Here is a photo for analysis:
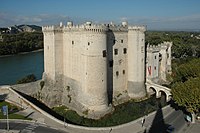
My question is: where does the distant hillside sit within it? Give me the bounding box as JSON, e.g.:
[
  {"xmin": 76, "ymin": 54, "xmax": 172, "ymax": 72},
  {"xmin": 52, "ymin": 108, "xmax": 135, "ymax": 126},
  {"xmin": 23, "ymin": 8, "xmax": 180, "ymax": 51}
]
[
  {"xmin": 0, "ymin": 24, "xmax": 42, "ymax": 34},
  {"xmin": 17, "ymin": 24, "xmax": 42, "ymax": 32}
]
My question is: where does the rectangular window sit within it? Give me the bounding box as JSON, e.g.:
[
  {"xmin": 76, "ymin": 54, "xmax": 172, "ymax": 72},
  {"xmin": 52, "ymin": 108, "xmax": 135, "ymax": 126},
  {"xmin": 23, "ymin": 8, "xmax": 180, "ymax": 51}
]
[
  {"xmin": 114, "ymin": 49, "xmax": 118, "ymax": 55},
  {"xmin": 155, "ymin": 56, "xmax": 157, "ymax": 59},
  {"xmin": 123, "ymin": 48, "xmax": 127, "ymax": 54},
  {"xmin": 154, "ymin": 66, "xmax": 156, "ymax": 70},
  {"xmin": 88, "ymin": 42, "xmax": 90, "ymax": 46},
  {"xmin": 72, "ymin": 41, "xmax": 74, "ymax": 45},
  {"xmin": 103, "ymin": 50, "xmax": 106, "ymax": 57},
  {"xmin": 121, "ymin": 39, "xmax": 123, "ymax": 43}
]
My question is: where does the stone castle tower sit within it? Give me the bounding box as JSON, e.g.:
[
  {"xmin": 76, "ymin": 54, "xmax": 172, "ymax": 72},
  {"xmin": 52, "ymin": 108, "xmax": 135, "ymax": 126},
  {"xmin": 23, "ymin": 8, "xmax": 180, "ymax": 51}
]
[{"xmin": 41, "ymin": 21, "xmax": 170, "ymax": 119}]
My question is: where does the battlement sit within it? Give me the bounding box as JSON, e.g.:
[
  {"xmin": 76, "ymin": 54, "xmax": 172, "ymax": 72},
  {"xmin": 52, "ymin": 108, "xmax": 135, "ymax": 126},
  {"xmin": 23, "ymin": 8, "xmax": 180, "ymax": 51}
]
[
  {"xmin": 147, "ymin": 44, "xmax": 161, "ymax": 52},
  {"xmin": 42, "ymin": 25, "xmax": 63, "ymax": 32},
  {"xmin": 161, "ymin": 41, "xmax": 173, "ymax": 47},
  {"xmin": 128, "ymin": 26, "xmax": 146, "ymax": 32},
  {"xmin": 160, "ymin": 41, "xmax": 172, "ymax": 49},
  {"xmin": 63, "ymin": 23, "xmax": 108, "ymax": 33},
  {"xmin": 147, "ymin": 41, "xmax": 173, "ymax": 52},
  {"xmin": 43, "ymin": 21, "xmax": 147, "ymax": 33}
]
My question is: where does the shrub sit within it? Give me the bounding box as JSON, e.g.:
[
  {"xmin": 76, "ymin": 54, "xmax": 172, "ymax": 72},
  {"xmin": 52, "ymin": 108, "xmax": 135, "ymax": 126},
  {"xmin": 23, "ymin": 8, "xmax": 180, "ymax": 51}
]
[{"xmin": 16, "ymin": 74, "xmax": 36, "ymax": 84}]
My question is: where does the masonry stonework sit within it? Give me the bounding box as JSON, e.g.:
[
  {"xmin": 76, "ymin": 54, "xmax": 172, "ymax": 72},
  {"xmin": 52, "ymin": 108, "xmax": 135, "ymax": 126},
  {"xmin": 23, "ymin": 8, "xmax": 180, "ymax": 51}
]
[{"xmin": 41, "ymin": 21, "xmax": 172, "ymax": 119}]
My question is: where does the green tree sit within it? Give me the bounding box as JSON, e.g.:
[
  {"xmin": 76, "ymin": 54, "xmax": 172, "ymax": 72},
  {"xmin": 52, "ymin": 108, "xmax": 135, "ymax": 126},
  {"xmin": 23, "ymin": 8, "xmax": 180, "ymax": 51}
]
[
  {"xmin": 0, "ymin": 32, "xmax": 43, "ymax": 56},
  {"xmin": 171, "ymin": 58, "xmax": 200, "ymax": 123},
  {"xmin": 171, "ymin": 77, "xmax": 200, "ymax": 122}
]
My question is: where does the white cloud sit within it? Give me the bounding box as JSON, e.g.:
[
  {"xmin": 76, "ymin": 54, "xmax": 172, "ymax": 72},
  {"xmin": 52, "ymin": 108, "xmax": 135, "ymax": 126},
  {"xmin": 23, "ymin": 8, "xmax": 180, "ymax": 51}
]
[
  {"xmin": 123, "ymin": 14, "xmax": 200, "ymax": 30},
  {"xmin": 1, "ymin": 12, "xmax": 200, "ymax": 30},
  {"xmin": 0, "ymin": 12, "xmax": 73, "ymax": 27}
]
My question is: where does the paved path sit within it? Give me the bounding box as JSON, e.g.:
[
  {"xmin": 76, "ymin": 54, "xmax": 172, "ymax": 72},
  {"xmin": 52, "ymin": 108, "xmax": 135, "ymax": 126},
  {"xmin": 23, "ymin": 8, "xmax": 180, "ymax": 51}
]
[
  {"xmin": 178, "ymin": 121, "xmax": 200, "ymax": 133},
  {"xmin": 3, "ymin": 104, "xmax": 199, "ymax": 133},
  {"xmin": 0, "ymin": 121, "xmax": 67, "ymax": 133},
  {"xmin": 14, "ymin": 105, "xmax": 183, "ymax": 133}
]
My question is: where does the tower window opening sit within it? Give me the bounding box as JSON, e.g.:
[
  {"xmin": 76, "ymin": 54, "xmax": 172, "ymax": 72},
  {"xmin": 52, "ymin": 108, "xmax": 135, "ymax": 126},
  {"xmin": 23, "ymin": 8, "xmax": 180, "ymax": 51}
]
[
  {"xmin": 141, "ymin": 46, "xmax": 144, "ymax": 53},
  {"xmin": 72, "ymin": 41, "xmax": 74, "ymax": 45},
  {"xmin": 154, "ymin": 66, "xmax": 156, "ymax": 70},
  {"xmin": 123, "ymin": 48, "xmax": 127, "ymax": 54},
  {"xmin": 114, "ymin": 49, "xmax": 118, "ymax": 55},
  {"xmin": 116, "ymin": 71, "xmax": 119, "ymax": 76},
  {"xmin": 123, "ymin": 70, "xmax": 125, "ymax": 74},
  {"xmin": 155, "ymin": 56, "xmax": 157, "ymax": 59},
  {"xmin": 88, "ymin": 42, "xmax": 90, "ymax": 46},
  {"xmin": 109, "ymin": 60, "xmax": 113, "ymax": 67},
  {"xmin": 103, "ymin": 50, "xmax": 107, "ymax": 57},
  {"xmin": 121, "ymin": 39, "xmax": 123, "ymax": 43}
]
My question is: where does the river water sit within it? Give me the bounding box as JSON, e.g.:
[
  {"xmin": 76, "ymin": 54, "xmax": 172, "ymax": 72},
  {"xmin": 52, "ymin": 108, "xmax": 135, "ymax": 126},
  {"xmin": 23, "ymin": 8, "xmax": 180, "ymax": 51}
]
[{"xmin": 0, "ymin": 51, "xmax": 44, "ymax": 85}]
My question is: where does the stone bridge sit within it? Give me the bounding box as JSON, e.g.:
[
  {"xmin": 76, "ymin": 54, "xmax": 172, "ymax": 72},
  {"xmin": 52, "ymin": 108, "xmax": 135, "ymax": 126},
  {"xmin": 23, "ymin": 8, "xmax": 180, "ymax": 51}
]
[{"xmin": 146, "ymin": 80, "xmax": 172, "ymax": 102}]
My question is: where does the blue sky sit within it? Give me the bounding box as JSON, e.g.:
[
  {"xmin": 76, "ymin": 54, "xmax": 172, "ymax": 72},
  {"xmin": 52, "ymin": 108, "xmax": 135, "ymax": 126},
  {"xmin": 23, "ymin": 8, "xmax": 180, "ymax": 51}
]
[{"xmin": 1, "ymin": 0, "xmax": 200, "ymax": 30}]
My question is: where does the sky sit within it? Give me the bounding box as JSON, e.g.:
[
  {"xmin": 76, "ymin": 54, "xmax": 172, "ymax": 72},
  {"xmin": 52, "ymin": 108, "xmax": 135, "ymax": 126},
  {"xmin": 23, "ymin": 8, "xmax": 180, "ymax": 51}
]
[{"xmin": 0, "ymin": 0, "xmax": 200, "ymax": 30}]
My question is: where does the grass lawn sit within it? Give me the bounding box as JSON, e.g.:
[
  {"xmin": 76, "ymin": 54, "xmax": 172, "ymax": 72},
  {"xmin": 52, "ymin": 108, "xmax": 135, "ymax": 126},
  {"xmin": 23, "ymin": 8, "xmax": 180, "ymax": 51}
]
[{"xmin": 0, "ymin": 101, "xmax": 31, "ymax": 120}]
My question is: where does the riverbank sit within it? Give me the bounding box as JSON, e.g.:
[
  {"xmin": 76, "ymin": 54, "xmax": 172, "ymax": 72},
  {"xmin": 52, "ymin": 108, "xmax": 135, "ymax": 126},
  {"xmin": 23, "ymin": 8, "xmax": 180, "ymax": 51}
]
[{"xmin": 0, "ymin": 49, "xmax": 44, "ymax": 58}]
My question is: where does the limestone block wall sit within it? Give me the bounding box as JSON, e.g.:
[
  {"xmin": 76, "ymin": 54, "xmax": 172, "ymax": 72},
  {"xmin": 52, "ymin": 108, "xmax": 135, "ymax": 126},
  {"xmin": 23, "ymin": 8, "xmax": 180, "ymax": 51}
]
[
  {"xmin": 54, "ymin": 29, "xmax": 63, "ymax": 79},
  {"xmin": 43, "ymin": 27, "xmax": 56, "ymax": 81},
  {"xmin": 108, "ymin": 30, "xmax": 128, "ymax": 103},
  {"xmin": 127, "ymin": 26, "xmax": 146, "ymax": 98},
  {"xmin": 159, "ymin": 44, "xmax": 168, "ymax": 81},
  {"xmin": 42, "ymin": 22, "xmax": 153, "ymax": 119},
  {"xmin": 80, "ymin": 30, "xmax": 110, "ymax": 112},
  {"xmin": 61, "ymin": 25, "xmax": 112, "ymax": 118},
  {"xmin": 166, "ymin": 42, "xmax": 172, "ymax": 74},
  {"xmin": 146, "ymin": 45, "xmax": 160, "ymax": 82}
]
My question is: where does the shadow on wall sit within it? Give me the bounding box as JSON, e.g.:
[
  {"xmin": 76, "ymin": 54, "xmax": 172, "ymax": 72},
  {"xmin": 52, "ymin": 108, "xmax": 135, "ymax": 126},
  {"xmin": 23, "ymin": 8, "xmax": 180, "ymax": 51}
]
[
  {"xmin": 107, "ymin": 28, "xmax": 115, "ymax": 104},
  {"xmin": 146, "ymin": 102, "xmax": 174, "ymax": 133}
]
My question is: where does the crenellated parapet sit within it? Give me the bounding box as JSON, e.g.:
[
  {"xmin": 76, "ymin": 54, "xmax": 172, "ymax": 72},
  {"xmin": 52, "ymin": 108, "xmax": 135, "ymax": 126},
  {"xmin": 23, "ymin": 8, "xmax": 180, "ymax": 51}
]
[
  {"xmin": 43, "ymin": 21, "xmax": 147, "ymax": 34},
  {"xmin": 128, "ymin": 25, "xmax": 146, "ymax": 32},
  {"xmin": 108, "ymin": 23, "xmax": 128, "ymax": 32},
  {"xmin": 160, "ymin": 41, "xmax": 173, "ymax": 48},
  {"xmin": 147, "ymin": 44, "xmax": 161, "ymax": 52},
  {"xmin": 63, "ymin": 22, "xmax": 109, "ymax": 33},
  {"xmin": 42, "ymin": 25, "xmax": 63, "ymax": 33}
]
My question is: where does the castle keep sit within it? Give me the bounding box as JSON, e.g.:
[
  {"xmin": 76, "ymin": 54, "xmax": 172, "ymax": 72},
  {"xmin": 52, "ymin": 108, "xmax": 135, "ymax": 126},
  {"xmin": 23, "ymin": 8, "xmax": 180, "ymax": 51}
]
[{"xmin": 42, "ymin": 21, "xmax": 172, "ymax": 119}]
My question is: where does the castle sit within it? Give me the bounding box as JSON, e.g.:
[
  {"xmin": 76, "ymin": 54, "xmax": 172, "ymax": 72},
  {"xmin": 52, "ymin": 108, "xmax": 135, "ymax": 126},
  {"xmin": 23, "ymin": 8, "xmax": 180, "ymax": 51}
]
[{"xmin": 41, "ymin": 21, "xmax": 172, "ymax": 119}]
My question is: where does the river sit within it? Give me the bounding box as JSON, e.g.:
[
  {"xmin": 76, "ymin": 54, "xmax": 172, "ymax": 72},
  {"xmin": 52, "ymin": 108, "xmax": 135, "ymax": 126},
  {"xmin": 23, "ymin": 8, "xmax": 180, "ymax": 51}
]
[{"xmin": 0, "ymin": 51, "xmax": 44, "ymax": 85}]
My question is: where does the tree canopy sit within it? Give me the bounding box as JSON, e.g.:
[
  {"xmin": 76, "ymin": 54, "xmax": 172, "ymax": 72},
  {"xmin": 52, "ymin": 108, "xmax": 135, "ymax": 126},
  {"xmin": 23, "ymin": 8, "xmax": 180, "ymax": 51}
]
[
  {"xmin": 0, "ymin": 32, "xmax": 43, "ymax": 56},
  {"xmin": 146, "ymin": 31, "xmax": 200, "ymax": 58},
  {"xmin": 171, "ymin": 58, "xmax": 200, "ymax": 113}
]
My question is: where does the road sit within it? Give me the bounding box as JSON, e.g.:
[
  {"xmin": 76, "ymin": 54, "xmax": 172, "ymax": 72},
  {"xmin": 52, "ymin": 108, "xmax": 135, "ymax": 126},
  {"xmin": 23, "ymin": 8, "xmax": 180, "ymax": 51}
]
[
  {"xmin": 142, "ymin": 109, "xmax": 186, "ymax": 133},
  {"xmin": 0, "ymin": 121, "xmax": 68, "ymax": 133}
]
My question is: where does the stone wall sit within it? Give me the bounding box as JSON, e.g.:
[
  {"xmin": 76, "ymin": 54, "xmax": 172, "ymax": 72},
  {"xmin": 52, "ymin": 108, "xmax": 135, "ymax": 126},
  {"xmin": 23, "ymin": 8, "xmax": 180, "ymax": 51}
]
[
  {"xmin": 127, "ymin": 26, "xmax": 146, "ymax": 98},
  {"xmin": 41, "ymin": 22, "xmax": 172, "ymax": 119}
]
